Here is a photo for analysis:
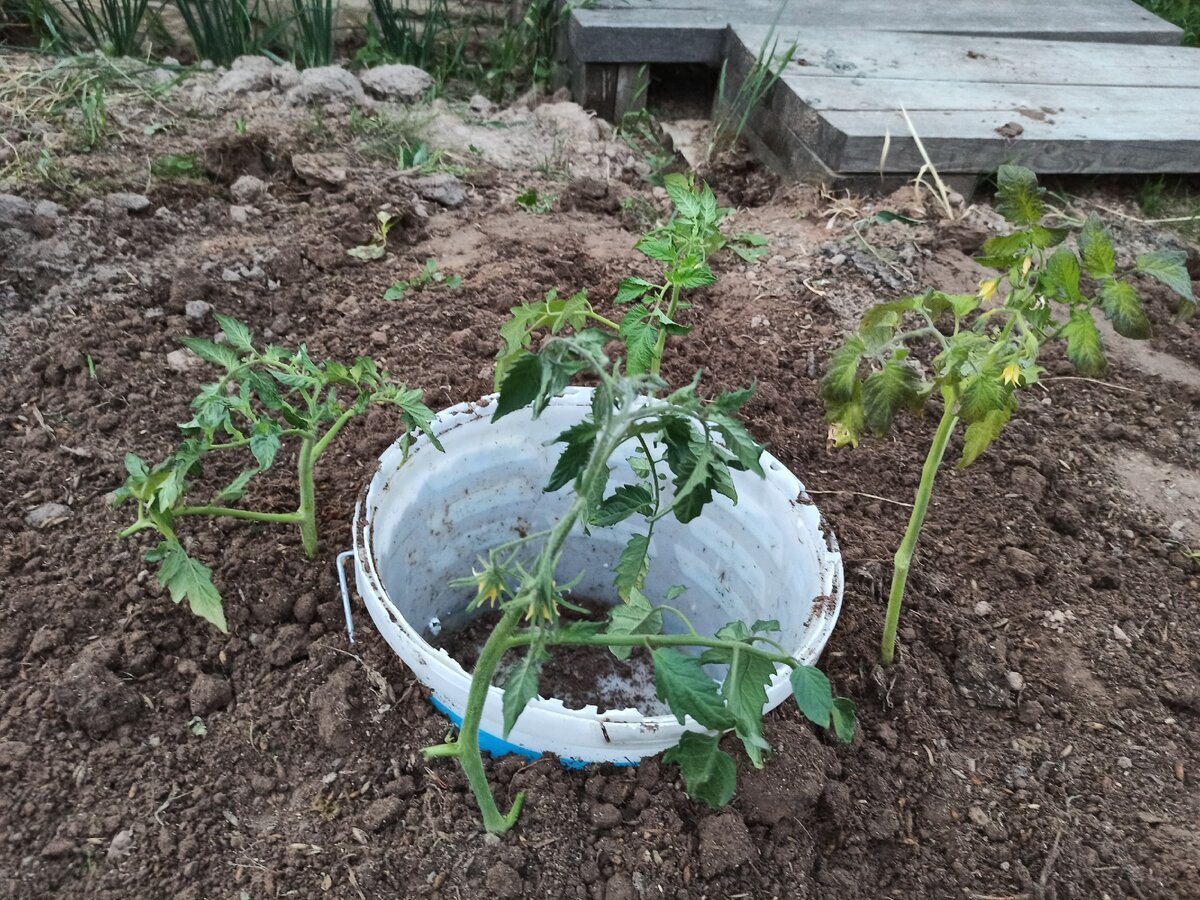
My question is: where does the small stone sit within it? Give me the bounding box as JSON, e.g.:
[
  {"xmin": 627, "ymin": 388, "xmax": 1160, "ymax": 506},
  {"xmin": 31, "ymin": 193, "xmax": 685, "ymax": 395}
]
[
  {"xmin": 230, "ymin": 174, "xmax": 268, "ymax": 204},
  {"xmin": 265, "ymin": 624, "xmax": 309, "ymax": 667},
  {"xmin": 876, "ymin": 722, "xmax": 900, "ymax": 749},
  {"xmin": 485, "ymin": 862, "xmax": 522, "ymax": 899},
  {"xmin": 189, "ymin": 673, "xmax": 233, "ymax": 716},
  {"xmin": 1002, "ymin": 546, "xmax": 1046, "ymax": 585},
  {"xmin": 287, "ymin": 66, "xmax": 367, "ymax": 106},
  {"xmin": 1050, "ymin": 501, "xmax": 1085, "ymax": 536},
  {"xmin": 1117, "ymin": 756, "xmax": 1133, "ymax": 770},
  {"xmin": 250, "ymin": 774, "xmax": 275, "ymax": 795},
  {"xmin": 359, "ymin": 63, "xmax": 433, "ymax": 101},
  {"xmin": 292, "ymin": 152, "xmax": 348, "ymax": 187},
  {"xmin": 40, "ymin": 838, "xmax": 75, "ymax": 859},
  {"xmin": 967, "ymin": 806, "xmax": 990, "ymax": 826},
  {"xmin": 414, "ymin": 173, "xmax": 465, "ymax": 208},
  {"xmin": 1018, "ymin": 699, "xmax": 1044, "ymax": 725},
  {"xmin": 369, "ymin": 330, "xmax": 387, "ymax": 347},
  {"xmin": 106, "ymin": 829, "xmax": 134, "ymax": 863},
  {"xmin": 698, "ymin": 811, "xmax": 757, "ymax": 877},
  {"xmin": 468, "ymin": 93, "xmax": 494, "ymax": 116},
  {"xmin": 1112, "ymin": 624, "xmax": 1131, "ymax": 644},
  {"xmin": 25, "ymin": 502, "xmax": 73, "ymax": 529},
  {"xmin": 293, "ymin": 592, "xmax": 318, "ymax": 624},
  {"xmin": 104, "ymin": 192, "xmax": 151, "ymax": 216},
  {"xmin": 230, "ymin": 205, "xmax": 252, "ymax": 225},
  {"xmin": 184, "ymin": 300, "xmax": 212, "ymax": 322},
  {"xmin": 1010, "ymin": 465, "xmax": 1047, "ymax": 502},
  {"xmin": 362, "ymin": 796, "xmax": 404, "ymax": 832},
  {"xmin": 973, "ymin": 600, "xmax": 993, "ymax": 617},
  {"xmin": 215, "ymin": 55, "xmax": 275, "ymax": 94},
  {"xmin": 166, "ymin": 349, "xmax": 202, "ymax": 373},
  {"xmin": 0, "ymin": 192, "xmax": 33, "ymax": 229},
  {"xmin": 1006, "ymin": 671, "xmax": 1026, "ymax": 692},
  {"xmin": 221, "ymin": 268, "xmax": 242, "ymax": 283},
  {"xmin": 589, "ymin": 802, "xmax": 621, "ymax": 829}
]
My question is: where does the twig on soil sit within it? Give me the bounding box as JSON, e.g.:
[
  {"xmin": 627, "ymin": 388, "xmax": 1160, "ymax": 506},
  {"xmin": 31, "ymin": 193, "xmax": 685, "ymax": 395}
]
[
  {"xmin": 1079, "ymin": 200, "xmax": 1200, "ymax": 227},
  {"xmin": 1039, "ymin": 376, "xmax": 1147, "ymax": 395},
  {"xmin": 1038, "ymin": 827, "xmax": 1064, "ymax": 891},
  {"xmin": 805, "ymin": 488, "xmax": 915, "ymax": 508}
]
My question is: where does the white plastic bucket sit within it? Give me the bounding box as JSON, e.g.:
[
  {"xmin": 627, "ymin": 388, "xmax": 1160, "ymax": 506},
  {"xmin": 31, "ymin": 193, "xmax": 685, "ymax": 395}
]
[{"xmin": 351, "ymin": 387, "xmax": 843, "ymax": 765}]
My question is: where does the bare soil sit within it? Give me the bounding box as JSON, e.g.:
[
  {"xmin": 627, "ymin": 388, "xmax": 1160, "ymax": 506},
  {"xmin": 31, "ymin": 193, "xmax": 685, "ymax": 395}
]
[{"xmin": 2, "ymin": 53, "xmax": 1199, "ymax": 900}]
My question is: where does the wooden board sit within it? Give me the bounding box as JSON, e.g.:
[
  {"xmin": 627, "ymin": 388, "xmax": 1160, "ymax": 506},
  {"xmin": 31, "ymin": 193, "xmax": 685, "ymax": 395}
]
[{"xmin": 568, "ymin": 0, "xmax": 1182, "ymax": 64}]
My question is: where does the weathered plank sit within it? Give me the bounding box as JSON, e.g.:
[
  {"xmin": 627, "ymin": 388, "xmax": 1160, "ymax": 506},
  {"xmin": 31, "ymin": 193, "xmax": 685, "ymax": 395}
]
[{"xmin": 569, "ymin": 0, "xmax": 1182, "ymax": 64}]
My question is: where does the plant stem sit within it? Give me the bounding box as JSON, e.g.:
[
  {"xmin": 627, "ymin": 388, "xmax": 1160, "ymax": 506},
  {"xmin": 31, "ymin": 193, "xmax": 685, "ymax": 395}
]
[
  {"xmin": 881, "ymin": 400, "xmax": 959, "ymax": 665},
  {"xmin": 447, "ymin": 602, "xmax": 527, "ymax": 834},
  {"xmin": 173, "ymin": 506, "xmax": 304, "ymax": 524},
  {"xmin": 297, "ymin": 436, "xmax": 318, "ymax": 558},
  {"xmin": 649, "ymin": 284, "xmax": 681, "ymax": 377}
]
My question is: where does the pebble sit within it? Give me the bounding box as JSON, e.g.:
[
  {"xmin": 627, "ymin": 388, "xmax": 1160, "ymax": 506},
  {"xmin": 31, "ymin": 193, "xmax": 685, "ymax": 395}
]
[
  {"xmin": 973, "ymin": 600, "xmax": 993, "ymax": 617},
  {"xmin": 1006, "ymin": 671, "xmax": 1026, "ymax": 692},
  {"xmin": 104, "ymin": 192, "xmax": 151, "ymax": 216},
  {"xmin": 106, "ymin": 829, "xmax": 134, "ymax": 862},
  {"xmin": 1117, "ymin": 756, "xmax": 1132, "ymax": 770},
  {"xmin": 188, "ymin": 673, "xmax": 233, "ymax": 716},
  {"xmin": 25, "ymin": 502, "xmax": 73, "ymax": 529},
  {"xmin": 184, "ymin": 300, "xmax": 212, "ymax": 322},
  {"xmin": 166, "ymin": 349, "xmax": 202, "ymax": 373},
  {"xmin": 362, "ymin": 796, "xmax": 404, "ymax": 832},
  {"xmin": 589, "ymin": 802, "xmax": 621, "ymax": 829},
  {"xmin": 414, "ymin": 173, "xmax": 466, "ymax": 208},
  {"xmin": 230, "ymin": 174, "xmax": 268, "ymax": 205}
]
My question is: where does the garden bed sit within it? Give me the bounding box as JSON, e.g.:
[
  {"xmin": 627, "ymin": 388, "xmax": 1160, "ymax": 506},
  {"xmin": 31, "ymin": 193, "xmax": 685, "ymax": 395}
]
[{"xmin": 1, "ymin": 52, "xmax": 1199, "ymax": 899}]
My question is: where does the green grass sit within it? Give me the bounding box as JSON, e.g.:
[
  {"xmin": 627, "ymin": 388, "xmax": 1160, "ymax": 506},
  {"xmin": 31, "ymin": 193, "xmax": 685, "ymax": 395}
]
[{"xmin": 1136, "ymin": 0, "xmax": 1200, "ymax": 45}]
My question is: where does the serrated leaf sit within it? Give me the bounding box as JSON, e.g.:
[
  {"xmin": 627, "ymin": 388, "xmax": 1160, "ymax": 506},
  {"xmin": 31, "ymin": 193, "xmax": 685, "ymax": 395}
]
[
  {"xmin": 178, "ymin": 337, "xmax": 239, "ymax": 370},
  {"xmin": 124, "ymin": 452, "xmax": 148, "ymax": 478},
  {"xmin": 546, "ymin": 421, "xmax": 598, "ymax": 493},
  {"xmin": 721, "ymin": 645, "xmax": 775, "ymax": 766},
  {"xmin": 959, "ymin": 406, "xmax": 1011, "ymax": 468},
  {"xmin": 621, "ymin": 317, "xmax": 658, "ymax": 376},
  {"xmin": 154, "ymin": 540, "xmax": 227, "ymax": 632},
  {"xmin": 635, "ymin": 236, "xmax": 675, "ymax": 263},
  {"xmin": 492, "ymin": 352, "xmax": 541, "ymax": 421},
  {"xmin": 1135, "ymin": 249, "xmax": 1194, "ymax": 301},
  {"xmin": 1061, "ymin": 310, "xmax": 1106, "ymax": 375},
  {"xmin": 615, "ymin": 276, "xmax": 656, "ymax": 305},
  {"xmin": 1078, "ymin": 215, "xmax": 1115, "ymax": 278},
  {"xmin": 1040, "ymin": 246, "xmax": 1084, "ymax": 305},
  {"xmin": 347, "ymin": 242, "xmax": 386, "ymax": 261},
  {"xmin": 1100, "ymin": 280, "xmax": 1151, "ymax": 339},
  {"xmin": 830, "ymin": 697, "xmax": 856, "ymax": 743},
  {"xmin": 501, "ymin": 646, "xmax": 547, "ymax": 737},
  {"xmin": 652, "ymin": 648, "xmax": 735, "ymax": 729},
  {"xmin": 663, "ymin": 172, "xmax": 701, "ymax": 219},
  {"xmin": 957, "ymin": 368, "xmax": 1009, "ymax": 423},
  {"xmin": 861, "ymin": 356, "xmax": 921, "ymax": 435},
  {"xmin": 250, "ymin": 421, "xmax": 282, "ymax": 469},
  {"xmin": 606, "ymin": 588, "xmax": 663, "ymax": 661},
  {"xmin": 214, "ymin": 314, "xmax": 253, "ymax": 352},
  {"xmin": 995, "ymin": 165, "xmax": 1044, "ymax": 226},
  {"xmin": 861, "ymin": 297, "xmax": 919, "ymax": 329},
  {"xmin": 789, "ymin": 666, "xmax": 833, "ymax": 728},
  {"xmin": 662, "ymin": 732, "xmax": 736, "ymax": 808},
  {"xmin": 590, "ymin": 484, "xmax": 654, "ymax": 527},
  {"xmin": 668, "ymin": 264, "xmax": 716, "ymax": 290},
  {"xmin": 614, "ymin": 532, "xmax": 650, "ymax": 600},
  {"xmin": 820, "ymin": 336, "xmax": 864, "ymax": 406},
  {"xmin": 383, "ymin": 281, "xmax": 408, "ymax": 301},
  {"xmin": 628, "ymin": 451, "xmax": 652, "ymax": 478},
  {"xmin": 709, "ymin": 412, "xmax": 764, "ymax": 477},
  {"xmin": 216, "ymin": 467, "xmax": 256, "ymax": 502},
  {"xmin": 750, "ymin": 619, "xmax": 780, "ymax": 634}
]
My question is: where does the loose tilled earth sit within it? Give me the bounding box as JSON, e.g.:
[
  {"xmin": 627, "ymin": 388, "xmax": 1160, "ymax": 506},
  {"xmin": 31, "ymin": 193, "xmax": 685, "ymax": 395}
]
[{"xmin": 2, "ymin": 53, "xmax": 1199, "ymax": 900}]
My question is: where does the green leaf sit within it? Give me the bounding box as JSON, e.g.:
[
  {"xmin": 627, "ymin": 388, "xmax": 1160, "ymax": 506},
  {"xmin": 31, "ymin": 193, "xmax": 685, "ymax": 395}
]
[
  {"xmin": 861, "ymin": 355, "xmax": 921, "ymax": 435},
  {"xmin": 959, "ymin": 406, "xmax": 1012, "ymax": 468},
  {"xmin": 923, "ymin": 291, "xmax": 981, "ymax": 321},
  {"xmin": 820, "ymin": 336, "xmax": 868, "ymax": 405},
  {"xmin": 214, "ymin": 314, "xmax": 253, "ymax": 352},
  {"xmin": 789, "ymin": 666, "xmax": 833, "ymax": 728},
  {"xmin": 216, "ymin": 468, "xmax": 256, "ymax": 502},
  {"xmin": 830, "ymin": 698, "xmax": 856, "ymax": 743},
  {"xmin": 501, "ymin": 645, "xmax": 548, "ymax": 737},
  {"xmin": 177, "ymin": 337, "xmax": 239, "ymax": 370},
  {"xmin": 652, "ymin": 648, "xmax": 735, "ymax": 729},
  {"xmin": 668, "ymin": 264, "xmax": 716, "ymax": 290},
  {"xmin": 1061, "ymin": 310, "xmax": 1106, "ymax": 375},
  {"xmin": 861, "ymin": 297, "xmax": 919, "ymax": 329},
  {"xmin": 1135, "ymin": 249, "xmax": 1194, "ymax": 301},
  {"xmin": 347, "ymin": 242, "xmax": 386, "ymax": 261},
  {"xmin": 154, "ymin": 540, "xmax": 227, "ymax": 632},
  {"xmin": 994, "ymin": 165, "xmax": 1044, "ymax": 226},
  {"xmin": 620, "ymin": 316, "xmax": 658, "ymax": 376},
  {"xmin": 663, "ymin": 172, "xmax": 702, "ymax": 219},
  {"xmin": 615, "ymin": 276, "xmax": 656, "ymax": 305},
  {"xmin": 613, "ymin": 532, "xmax": 650, "ymax": 600},
  {"xmin": 635, "ymin": 236, "xmax": 675, "ymax": 263},
  {"xmin": 1039, "ymin": 246, "xmax": 1084, "ymax": 305},
  {"xmin": 383, "ymin": 281, "xmax": 408, "ymax": 301},
  {"xmin": 957, "ymin": 368, "xmax": 1009, "ymax": 423},
  {"xmin": 124, "ymin": 452, "xmax": 148, "ymax": 478},
  {"xmin": 590, "ymin": 484, "xmax": 654, "ymax": 527},
  {"xmin": 662, "ymin": 731, "xmax": 736, "ymax": 808},
  {"xmin": 250, "ymin": 421, "xmax": 282, "ymax": 470},
  {"xmin": 1078, "ymin": 215, "xmax": 1115, "ymax": 278},
  {"xmin": 709, "ymin": 412, "xmax": 765, "ymax": 477},
  {"xmin": 546, "ymin": 421, "xmax": 598, "ymax": 493},
  {"xmin": 1100, "ymin": 280, "xmax": 1151, "ymax": 339},
  {"xmin": 606, "ymin": 588, "xmax": 664, "ymax": 661},
  {"xmin": 721, "ymin": 645, "xmax": 775, "ymax": 766},
  {"xmin": 492, "ymin": 352, "xmax": 541, "ymax": 421},
  {"xmin": 978, "ymin": 226, "xmax": 1068, "ymax": 268}
]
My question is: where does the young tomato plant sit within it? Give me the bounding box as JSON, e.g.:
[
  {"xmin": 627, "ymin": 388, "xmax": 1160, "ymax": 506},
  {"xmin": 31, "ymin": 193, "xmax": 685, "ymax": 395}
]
[
  {"xmin": 383, "ymin": 256, "xmax": 461, "ymax": 301},
  {"xmin": 423, "ymin": 332, "xmax": 854, "ymax": 833},
  {"xmin": 116, "ymin": 314, "xmax": 440, "ymax": 632},
  {"xmin": 822, "ymin": 165, "xmax": 1195, "ymax": 665},
  {"xmin": 494, "ymin": 174, "xmax": 766, "ymax": 387}
]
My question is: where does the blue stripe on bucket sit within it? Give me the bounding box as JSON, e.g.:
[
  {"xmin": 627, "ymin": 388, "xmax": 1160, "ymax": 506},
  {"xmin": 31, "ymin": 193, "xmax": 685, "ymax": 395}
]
[{"xmin": 428, "ymin": 697, "xmax": 637, "ymax": 769}]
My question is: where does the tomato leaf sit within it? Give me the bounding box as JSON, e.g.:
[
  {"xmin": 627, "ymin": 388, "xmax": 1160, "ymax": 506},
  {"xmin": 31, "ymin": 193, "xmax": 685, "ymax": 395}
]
[
  {"xmin": 662, "ymin": 731, "xmax": 736, "ymax": 808},
  {"xmin": 652, "ymin": 647, "xmax": 735, "ymax": 729}
]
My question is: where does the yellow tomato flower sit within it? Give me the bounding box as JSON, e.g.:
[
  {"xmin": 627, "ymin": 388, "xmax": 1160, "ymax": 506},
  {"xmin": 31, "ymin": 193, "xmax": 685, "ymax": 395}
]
[
  {"xmin": 1001, "ymin": 362, "xmax": 1022, "ymax": 386},
  {"xmin": 978, "ymin": 278, "xmax": 1001, "ymax": 301},
  {"xmin": 1021, "ymin": 256, "xmax": 1033, "ymax": 277}
]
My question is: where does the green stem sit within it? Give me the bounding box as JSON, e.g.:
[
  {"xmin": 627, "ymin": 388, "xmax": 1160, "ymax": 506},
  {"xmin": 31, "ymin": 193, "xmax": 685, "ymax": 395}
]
[
  {"xmin": 649, "ymin": 284, "xmax": 681, "ymax": 377},
  {"xmin": 512, "ymin": 629, "xmax": 796, "ymax": 666},
  {"xmin": 443, "ymin": 603, "xmax": 527, "ymax": 834},
  {"xmin": 297, "ymin": 436, "xmax": 318, "ymax": 558},
  {"xmin": 881, "ymin": 400, "xmax": 959, "ymax": 666},
  {"xmin": 312, "ymin": 405, "xmax": 359, "ymax": 458},
  {"xmin": 586, "ymin": 311, "xmax": 621, "ymax": 332},
  {"xmin": 174, "ymin": 506, "xmax": 303, "ymax": 524}
]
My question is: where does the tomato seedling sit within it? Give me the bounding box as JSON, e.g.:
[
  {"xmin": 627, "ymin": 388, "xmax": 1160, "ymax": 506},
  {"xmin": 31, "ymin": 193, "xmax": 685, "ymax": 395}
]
[
  {"xmin": 383, "ymin": 256, "xmax": 461, "ymax": 301},
  {"xmin": 423, "ymin": 332, "xmax": 854, "ymax": 833},
  {"xmin": 116, "ymin": 315, "xmax": 439, "ymax": 631},
  {"xmin": 822, "ymin": 165, "xmax": 1195, "ymax": 665}
]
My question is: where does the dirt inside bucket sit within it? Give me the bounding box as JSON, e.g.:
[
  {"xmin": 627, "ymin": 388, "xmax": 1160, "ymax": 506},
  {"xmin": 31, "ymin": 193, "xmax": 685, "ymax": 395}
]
[{"xmin": 433, "ymin": 596, "xmax": 667, "ymax": 715}]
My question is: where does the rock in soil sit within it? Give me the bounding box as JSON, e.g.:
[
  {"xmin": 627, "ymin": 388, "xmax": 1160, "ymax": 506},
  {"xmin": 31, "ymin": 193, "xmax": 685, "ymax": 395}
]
[
  {"xmin": 359, "ymin": 63, "xmax": 433, "ymax": 101},
  {"xmin": 230, "ymin": 174, "xmax": 268, "ymax": 205},
  {"xmin": 25, "ymin": 502, "xmax": 73, "ymax": 528},
  {"xmin": 292, "ymin": 152, "xmax": 348, "ymax": 188},
  {"xmin": 215, "ymin": 56, "xmax": 275, "ymax": 94},
  {"xmin": 414, "ymin": 173, "xmax": 466, "ymax": 208},
  {"xmin": 361, "ymin": 796, "xmax": 404, "ymax": 832},
  {"xmin": 54, "ymin": 659, "xmax": 142, "ymax": 737},
  {"xmin": 286, "ymin": 66, "xmax": 367, "ymax": 106},
  {"xmin": 698, "ymin": 811, "xmax": 757, "ymax": 877},
  {"xmin": 188, "ymin": 673, "xmax": 233, "ymax": 716}
]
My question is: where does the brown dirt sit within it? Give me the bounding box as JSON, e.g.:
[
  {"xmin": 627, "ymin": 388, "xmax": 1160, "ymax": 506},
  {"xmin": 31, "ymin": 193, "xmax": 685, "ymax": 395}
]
[{"xmin": 2, "ymin": 56, "xmax": 1200, "ymax": 900}]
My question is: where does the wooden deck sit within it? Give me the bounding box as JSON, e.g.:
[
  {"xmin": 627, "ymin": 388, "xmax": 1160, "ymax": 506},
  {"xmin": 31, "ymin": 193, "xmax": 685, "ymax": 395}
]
[{"xmin": 562, "ymin": 0, "xmax": 1200, "ymax": 177}]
